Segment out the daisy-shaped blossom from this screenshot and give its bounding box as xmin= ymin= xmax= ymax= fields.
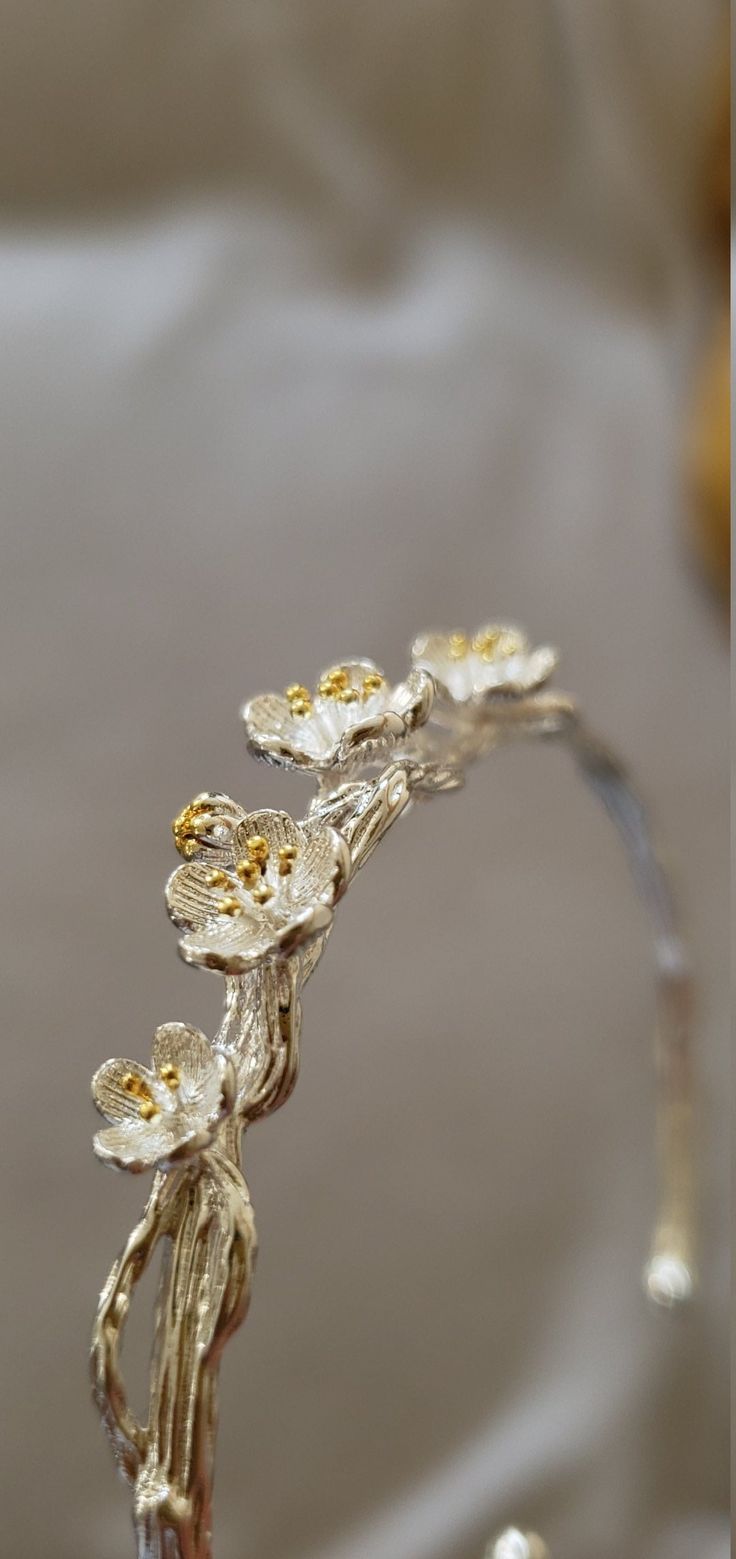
xmin=166 ymin=807 xmax=350 ymax=974
xmin=243 ymin=659 xmax=434 ymax=774
xmin=92 ymin=1023 xmax=236 ymax=1173
xmin=411 ymin=624 xmax=557 ymax=704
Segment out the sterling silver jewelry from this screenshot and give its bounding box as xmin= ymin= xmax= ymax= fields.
xmin=90 ymin=625 xmax=696 ymax=1559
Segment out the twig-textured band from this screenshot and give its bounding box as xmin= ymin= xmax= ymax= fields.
xmin=90 ymin=625 xmax=695 ymax=1559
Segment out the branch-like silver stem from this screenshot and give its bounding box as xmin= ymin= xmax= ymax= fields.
xmin=133 ymin=1149 xmax=256 ymax=1559
xmin=92 ymin=645 xmax=697 ymax=1559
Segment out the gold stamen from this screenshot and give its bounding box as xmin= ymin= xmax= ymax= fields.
xmin=278 ymin=844 xmax=297 ymax=877
xmin=339 ymin=686 xmax=359 ymax=704
xmin=246 ymin=835 xmax=270 ymax=863
xmin=251 ymin=883 xmax=274 ymax=906
xmin=218 ymin=896 xmax=243 ymax=917
xmin=362 ymin=672 xmax=384 ymax=696
xmin=139 ymin=1099 xmax=160 ymax=1122
xmin=472 ymin=628 xmax=502 ymax=660
xmin=235 ymin=858 xmax=261 ymax=887
xmin=448 ymin=632 xmax=469 ymax=660
xmin=285 ymin=684 xmax=311 ymax=702
xmin=171 ymin=810 xmax=199 ymax=859
xmin=206 ymin=869 xmax=231 ymax=888
xmin=171 ymin=798 xmax=215 ymax=859
xmin=122 ymin=1072 xmax=152 ymax=1101
xmin=290 ymin=697 xmax=312 ymax=717
xmin=317 ymin=680 xmax=339 ymax=699
xmin=497 ymin=629 xmax=523 ymax=657
xmin=159 ymin=1064 xmax=181 ymax=1090
xmin=325 ymin=666 xmax=349 ymax=690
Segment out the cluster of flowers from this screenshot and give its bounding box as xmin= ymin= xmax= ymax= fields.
xmin=92 ymin=625 xmax=556 ymax=1173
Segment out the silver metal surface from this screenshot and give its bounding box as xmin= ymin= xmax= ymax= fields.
xmin=487 ymin=1530 xmax=550 ymax=1559
xmin=90 ymin=628 xmax=696 ymax=1557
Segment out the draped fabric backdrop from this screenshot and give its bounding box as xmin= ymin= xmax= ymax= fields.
xmin=0 ymin=5 xmax=728 ymax=1558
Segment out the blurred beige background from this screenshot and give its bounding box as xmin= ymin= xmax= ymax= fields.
xmin=0 ymin=5 xmax=728 ymax=1559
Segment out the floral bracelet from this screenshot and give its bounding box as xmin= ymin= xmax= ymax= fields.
xmin=90 ymin=623 xmax=695 ymax=1559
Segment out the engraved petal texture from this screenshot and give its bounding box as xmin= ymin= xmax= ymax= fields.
xmin=92 ymin=1058 xmax=158 ymax=1124
xmin=165 ymin=862 xmax=243 ymax=932
xmin=288 ymin=823 xmax=350 ymax=909
xmin=94 ymin=1121 xmax=182 ymax=1173
xmin=232 ymin=810 xmax=300 ymax=859
xmin=151 ymin=1022 xmax=227 ymax=1119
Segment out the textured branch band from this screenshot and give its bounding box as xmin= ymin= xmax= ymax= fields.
xmin=90 ymin=624 xmax=696 ymax=1559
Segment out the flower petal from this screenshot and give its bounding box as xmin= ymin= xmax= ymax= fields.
xmin=93 ymin=1120 xmax=176 ymax=1172
xmin=151 ymin=1022 xmax=214 ymax=1090
xmin=291 ymin=823 xmax=351 ymax=910
xmin=233 ymin=810 xmax=301 ymax=861
xmin=411 ymin=630 xmax=475 ymax=701
xmin=166 ymin=861 xmax=251 ymax=933
xmin=243 ymin=693 xmax=316 ymax=770
xmin=271 ymin=902 xmax=336 ymax=959
xmin=412 ymin=626 xmax=557 ymax=702
xmin=179 ymin=902 xmax=334 ymax=974
xmin=391 ymin=667 xmax=435 ymax=728
xmin=245 ymin=662 xmax=405 ymax=773
xmin=93 ymin=1117 xmax=215 ymax=1174
xmin=515 ymin=644 xmax=558 ymax=690
xmin=334 ymin=708 xmax=406 ymax=767
xmin=91 ymin=1058 xmax=157 ymax=1124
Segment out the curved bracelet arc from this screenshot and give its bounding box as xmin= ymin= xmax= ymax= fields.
xmin=90 ymin=627 xmax=696 ymax=1559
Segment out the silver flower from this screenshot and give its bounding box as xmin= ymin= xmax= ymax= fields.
xmin=92 ymin=1022 xmax=236 ymax=1173
xmin=243 ymin=659 xmax=434 ymax=774
xmin=166 ymin=807 xmax=350 ymax=973
xmin=412 ymin=624 xmax=557 ymax=703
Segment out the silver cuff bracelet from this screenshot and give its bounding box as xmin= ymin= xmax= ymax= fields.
xmin=90 ymin=624 xmax=696 ymax=1559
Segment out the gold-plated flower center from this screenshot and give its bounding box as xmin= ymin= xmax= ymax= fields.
xmin=472 ymin=627 xmax=502 ymax=659
xmin=235 ymin=859 xmax=260 ymax=887
xmin=122 ymin=1071 xmax=150 ymax=1099
xmin=361 ymin=671 xmax=384 ymax=696
xmin=171 ymin=794 xmax=240 ymax=858
xmin=289 ymin=665 xmax=386 ymax=710
xmin=172 ymin=800 xmax=213 ymax=859
xmin=212 ymin=832 xmax=296 ymax=913
xmin=324 ymin=666 xmax=349 ymax=690
xmin=246 ymin=835 xmax=269 ymax=866
xmin=122 ymin=1071 xmax=161 ymax=1121
xmin=159 ymin=1064 xmax=181 ymax=1091
xmin=469 ymin=625 xmax=525 ymax=660
xmin=285 ymin=683 xmax=314 ymax=718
